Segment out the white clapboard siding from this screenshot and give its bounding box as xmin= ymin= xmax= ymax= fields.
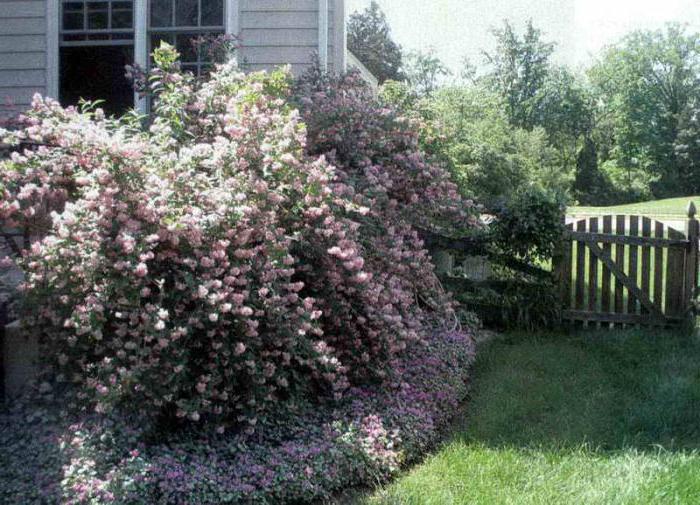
xmin=0 ymin=0 xmax=46 ymax=117
xmin=239 ymin=0 xmax=341 ymax=75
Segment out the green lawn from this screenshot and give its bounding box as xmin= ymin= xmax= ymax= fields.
xmin=570 ymin=196 xmax=700 ymax=219
xmin=359 ymin=330 xmax=700 ymax=504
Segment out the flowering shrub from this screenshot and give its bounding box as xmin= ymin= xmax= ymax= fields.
xmin=0 ymin=45 xmax=479 ymax=427
xmin=0 ymin=330 xmax=475 ymax=504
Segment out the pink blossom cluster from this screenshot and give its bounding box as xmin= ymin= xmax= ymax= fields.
xmin=0 ymin=45 xmax=479 ymax=427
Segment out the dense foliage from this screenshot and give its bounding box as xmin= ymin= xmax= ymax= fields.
xmin=0 ymin=45 xmax=478 ymax=430
xmin=384 ymin=21 xmax=699 ymax=208
xmin=0 ymin=330 xmax=475 ymax=503
xmin=589 ymin=24 xmax=700 ymax=200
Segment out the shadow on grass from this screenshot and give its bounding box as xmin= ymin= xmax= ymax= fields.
xmin=457 ymin=329 xmax=700 ymax=453
xmin=360 ymin=329 xmax=700 ymax=504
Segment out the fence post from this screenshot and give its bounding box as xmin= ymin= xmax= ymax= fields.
xmin=553 ymin=211 xmax=570 ymax=319
xmin=684 ymin=202 xmax=699 ymax=329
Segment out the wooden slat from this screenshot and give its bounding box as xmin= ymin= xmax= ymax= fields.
xmin=584 ymin=239 xmax=665 ymax=320
xmin=640 ymin=217 xmax=652 ymax=314
xmin=556 ymin=222 xmax=574 ymax=310
xmin=601 ymin=216 xmax=612 ymax=317
xmin=654 ymin=222 xmax=665 ymax=311
xmin=588 ymin=218 xmax=599 ymax=318
xmin=563 ymin=310 xmax=680 ymax=325
xmin=665 ymin=227 xmax=685 ymax=317
xmin=564 ymin=231 xmax=688 ymax=248
xmin=685 ymin=209 xmax=699 ymax=317
xmin=575 ymin=219 xmax=586 ymax=311
xmin=628 ymin=216 xmax=639 ymax=315
xmin=614 ymin=215 xmax=625 ymax=316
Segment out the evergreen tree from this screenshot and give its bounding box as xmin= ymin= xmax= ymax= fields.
xmin=347 ymin=1 xmax=404 ymax=83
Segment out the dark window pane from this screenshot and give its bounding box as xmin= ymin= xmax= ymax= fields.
xmin=150 ymin=0 xmax=172 ymax=27
xmin=63 ymin=12 xmax=84 ymax=30
xmin=60 ymin=45 xmax=135 ymax=116
xmin=112 ymin=10 xmax=133 ymax=28
xmin=64 ymin=2 xmax=84 ymax=12
xmin=113 ymin=33 xmax=134 ymax=40
xmin=87 ymin=10 xmax=109 ymax=29
xmin=175 ymin=0 xmax=198 ymax=26
xmin=201 ymin=0 xmax=223 ymax=26
xmin=113 ymin=1 xmax=132 ymax=9
xmin=176 ymin=33 xmax=197 ymax=63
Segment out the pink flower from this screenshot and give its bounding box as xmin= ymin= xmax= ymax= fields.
xmin=134 ymin=263 xmax=148 ymax=277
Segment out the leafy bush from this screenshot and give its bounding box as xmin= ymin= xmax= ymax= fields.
xmin=490 ymin=186 xmax=566 ymax=264
xmin=0 ymin=46 xmax=478 ymax=429
xmin=389 ymin=85 xmax=572 ymax=208
xmin=0 ymin=329 xmax=475 ymax=504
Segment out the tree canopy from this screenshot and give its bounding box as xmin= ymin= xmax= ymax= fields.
xmin=347 ymin=1 xmax=404 ymax=83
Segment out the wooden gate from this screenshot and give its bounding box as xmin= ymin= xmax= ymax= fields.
xmin=555 ymin=203 xmax=699 ymax=327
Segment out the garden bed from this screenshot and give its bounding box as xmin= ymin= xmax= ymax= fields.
xmin=0 ymin=329 xmax=475 ymax=504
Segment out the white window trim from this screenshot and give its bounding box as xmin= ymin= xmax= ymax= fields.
xmin=318 ymin=0 xmax=328 ymax=70
xmin=46 ymin=0 xmax=60 ymax=99
xmin=47 ymin=0 xmax=239 ymax=114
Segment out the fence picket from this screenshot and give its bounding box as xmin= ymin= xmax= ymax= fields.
xmin=558 ymin=222 xmax=574 ymax=312
xmin=628 ymin=216 xmax=639 ymax=317
xmin=575 ymin=220 xmax=586 ymax=313
xmin=640 ymin=218 xmax=652 ymax=315
xmin=654 ymin=222 xmax=665 ymax=312
xmin=588 ymin=218 xmax=599 ymax=328
xmin=685 ymin=204 xmax=699 ymax=314
xmin=614 ymin=216 xmax=626 ymax=324
xmin=601 ymin=216 xmax=612 ymax=321
xmin=665 ymin=227 xmax=685 ymax=317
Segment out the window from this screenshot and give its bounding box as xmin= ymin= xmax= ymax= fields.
xmin=59 ymin=0 xmax=135 ymax=115
xmin=55 ymin=0 xmax=231 ymax=114
xmin=149 ymin=0 xmax=224 ymax=77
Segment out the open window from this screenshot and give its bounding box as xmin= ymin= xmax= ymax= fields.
xmin=59 ymin=0 xmax=135 ymax=116
xmin=149 ymin=0 xmax=224 ymax=77
xmin=57 ymin=0 xmax=228 ymax=115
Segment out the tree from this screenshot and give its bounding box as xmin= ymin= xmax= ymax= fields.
xmin=403 ymin=49 xmax=451 ymax=96
xmin=347 ymin=1 xmax=404 ymax=83
xmin=573 ymin=137 xmax=615 ymax=205
xmin=675 ymin=98 xmax=700 ymax=193
xmin=589 ymin=24 xmax=700 ymax=198
xmin=417 ymin=85 xmax=569 ymax=207
xmin=484 ymin=20 xmax=555 ymax=130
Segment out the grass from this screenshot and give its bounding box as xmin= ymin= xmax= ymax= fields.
xmin=358 ymin=330 xmax=700 ymax=504
xmin=569 ymin=196 xmax=700 ymax=219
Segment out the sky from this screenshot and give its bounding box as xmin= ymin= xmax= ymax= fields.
xmin=346 ymin=0 xmax=700 ymax=75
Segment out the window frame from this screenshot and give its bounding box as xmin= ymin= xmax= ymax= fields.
xmin=47 ymin=0 xmax=239 ymax=113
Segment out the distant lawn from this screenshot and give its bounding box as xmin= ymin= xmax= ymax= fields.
xmin=359 ymin=330 xmax=700 ymax=505
xmin=570 ymin=196 xmax=700 ymax=219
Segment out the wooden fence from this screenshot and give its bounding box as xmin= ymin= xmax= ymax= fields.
xmin=555 ymin=203 xmax=699 ymax=328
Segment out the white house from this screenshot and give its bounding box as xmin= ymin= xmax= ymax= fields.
xmin=0 ymin=0 xmax=349 ymax=117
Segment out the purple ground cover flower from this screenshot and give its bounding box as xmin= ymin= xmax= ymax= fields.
xmin=0 ymin=329 xmax=475 ymax=504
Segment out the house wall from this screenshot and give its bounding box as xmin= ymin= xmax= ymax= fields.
xmin=239 ymin=0 xmax=343 ymax=75
xmin=0 ymin=0 xmax=47 ymax=117
xmin=0 ymin=0 xmax=346 ymax=118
